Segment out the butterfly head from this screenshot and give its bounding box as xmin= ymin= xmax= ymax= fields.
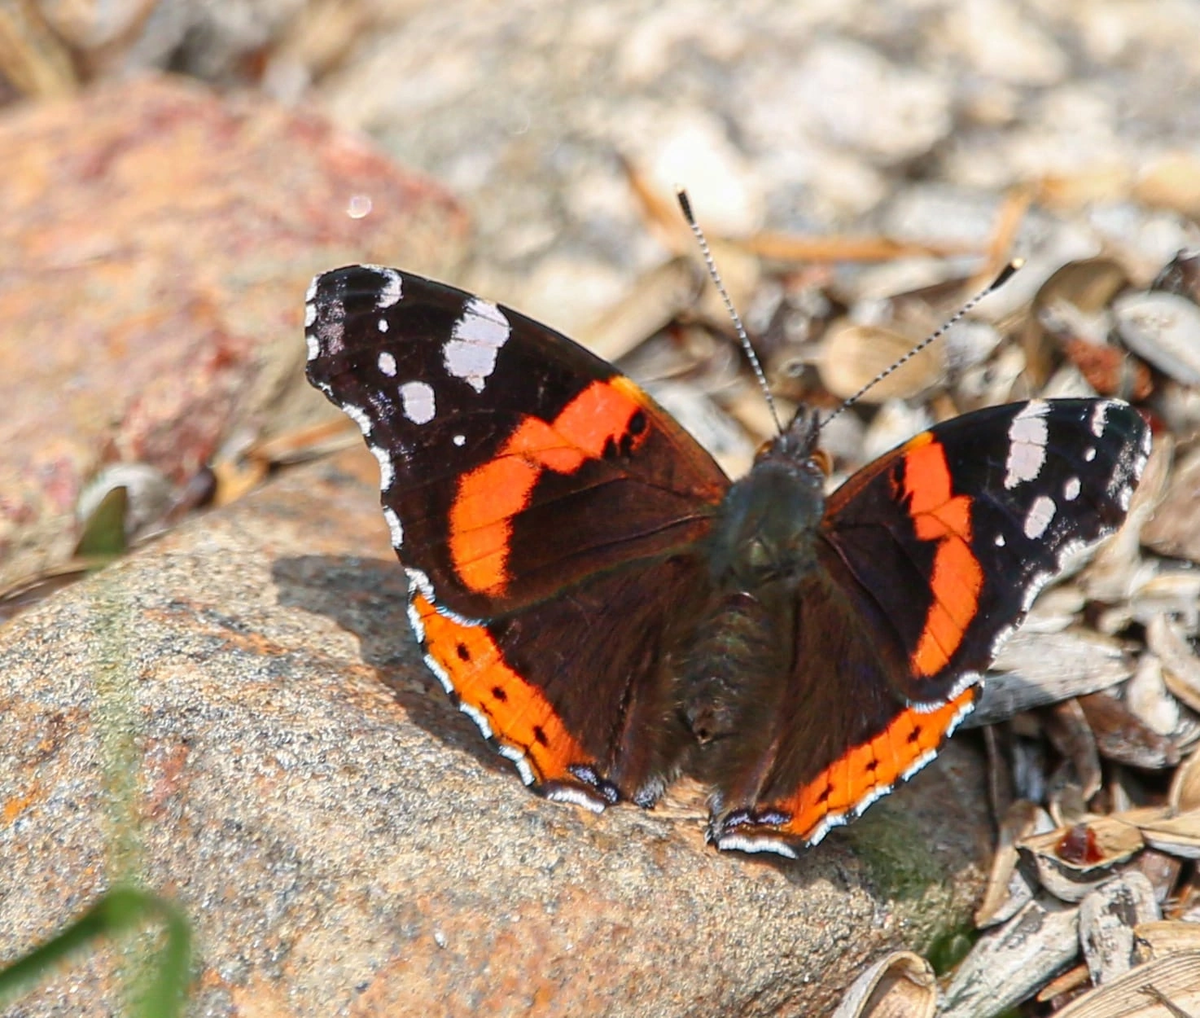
xmin=708 ymin=408 xmax=826 ymax=592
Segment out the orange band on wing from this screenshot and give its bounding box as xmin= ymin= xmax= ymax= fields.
xmin=777 ymin=687 xmax=976 ymax=843
xmin=449 ymin=378 xmax=650 ymax=595
xmin=900 ymin=434 xmax=984 ymax=677
xmin=411 ymin=592 xmax=593 ymax=785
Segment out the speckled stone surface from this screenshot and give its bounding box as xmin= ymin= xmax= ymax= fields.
xmin=0 ymin=446 xmax=989 ymax=1016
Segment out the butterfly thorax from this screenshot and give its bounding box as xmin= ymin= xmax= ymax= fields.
xmin=705 ymin=419 xmax=826 ymax=593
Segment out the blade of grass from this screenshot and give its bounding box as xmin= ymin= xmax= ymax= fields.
xmin=0 ymin=886 xmax=191 ymax=1017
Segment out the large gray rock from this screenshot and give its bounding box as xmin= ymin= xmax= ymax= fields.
xmin=0 ymin=445 xmax=989 ymax=1016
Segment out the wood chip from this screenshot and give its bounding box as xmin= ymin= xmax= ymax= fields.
xmin=815 ymin=321 xmax=943 ymax=402
xmin=576 ymin=256 xmax=704 ymax=363
xmin=1114 ymin=290 xmax=1200 ymax=386
xmin=1135 ymin=920 xmax=1200 ymax=962
xmin=1019 ymin=816 xmax=1144 ymax=903
xmin=941 ymin=897 xmax=1080 ymax=1018
xmin=1044 ymin=698 xmax=1103 ymax=800
xmin=1149 ymin=616 xmax=1200 ymax=715
xmin=831 ymin=951 xmax=936 ymax=1018
xmin=1079 ymin=871 xmax=1160 ymax=985
xmin=968 ymin=629 xmax=1131 ymax=728
xmin=1142 ymin=446 xmax=1200 ymax=566
xmin=1050 ymin=951 xmax=1200 ymax=1017
xmin=1078 ymin=692 xmax=1180 ymax=771
xmin=975 ymin=800 xmax=1054 ymax=928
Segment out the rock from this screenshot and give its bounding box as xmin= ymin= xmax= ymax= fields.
xmin=783 ymin=39 xmax=952 ymax=166
xmin=0 ymin=76 xmax=468 ymax=592
xmin=0 ymin=448 xmax=991 ymax=1016
xmin=939 ymin=0 xmax=1068 ymax=87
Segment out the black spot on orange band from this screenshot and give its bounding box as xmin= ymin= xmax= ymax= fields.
xmin=410 ymin=592 xmax=594 ymax=784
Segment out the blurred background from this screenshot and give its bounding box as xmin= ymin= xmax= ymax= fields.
xmin=5 ymin=0 xmax=1200 ymax=327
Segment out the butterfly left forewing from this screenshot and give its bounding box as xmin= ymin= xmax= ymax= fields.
xmin=306 ymin=266 xmax=729 ymax=618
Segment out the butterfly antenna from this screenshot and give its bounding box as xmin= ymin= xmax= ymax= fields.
xmin=677 ymin=188 xmax=783 ymax=435
xmin=820 ymin=258 xmax=1024 ymax=429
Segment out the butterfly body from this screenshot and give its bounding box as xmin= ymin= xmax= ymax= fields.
xmin=305 ymin=265 xmax=1150 ymax=857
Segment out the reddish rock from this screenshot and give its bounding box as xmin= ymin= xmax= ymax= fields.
xmin=0 ymin=76 xmax=468 ymax=589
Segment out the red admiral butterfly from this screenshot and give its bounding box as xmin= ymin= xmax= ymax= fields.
xmin=304 ymin=264 xmax=1150 ymax=856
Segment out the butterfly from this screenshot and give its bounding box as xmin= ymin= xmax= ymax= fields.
xmin=304 ymin=264 xmax=1150 ymax=856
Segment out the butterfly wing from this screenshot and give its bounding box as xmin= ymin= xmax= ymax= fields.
xmin=305 ymin=265 xmax=729 ymax=805
xmin=710 ymin=399 xmax=1150 ymax=854
xmin=823 ymin=399 xmax=1149 ymax=703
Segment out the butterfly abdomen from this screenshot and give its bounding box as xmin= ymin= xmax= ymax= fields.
xmin=674 ymin=589 xmax=796 ymax=781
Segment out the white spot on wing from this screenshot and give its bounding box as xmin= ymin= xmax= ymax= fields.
xmin=853 ymin=786 xmax=886 ymax=816
xmin=1024 ymin=494 xmax=1057 ymax=539
xmin=306 ymin=333 xmax=319 ymax=360
xmin=304 ymin=301 xmax=316 ymax=328
xmin=314 ymin=291 xmax=346 ymax=355
xmin=406 ymin=600 xmax=425 ymax=643
xmin=373 ymin=267 xmax=403 ymax=308
xmin=1090 ymin=401 xmax=1109 ymax=438
xmin=994 ymin=534 xmax=1006 ymax=547
xmin=946 ymin=691 xmax=977 ymax=732
xmin=1064 ymin=476 xmax=1081 ymax=501
xmin=382 ymin=507 xmax=404 ymax=548
xmin=371 ymin=444 xmax=394 ymax=490
xmin=1084 ymin=447 xmax=1097 ymax=462
xmin=805 ymin=813 xmax=844 ymax=847
xmin=545 ymin=784 xmax=606 ymax=812
xmin=444 ymin=298 xmax=510 ymax=393
xmin=378 ymin=317 xmax=389 ymax=333
xmin=427 ymin=658 xmax=454 ymax=695
xmin=343 ymin=402 xmax=372 ymax=436
xmin=378 ymin=351 xmax=397 ymax=376
xmin=1004 ymin=401 xmax=1049 ymax=489
xmin=717 ymin=834 xmax=798 ymax=858
xmin=399 ymin=380 xmax=436 ymax=425
xmin=405 ymin=568 xmax=433 ymax=642
xmin=405 ymin=567 xmax=477 ymax=628
xmin=498 ymin=743 xmax=537 ymax=786
xmin=910 ymin=672 xmax=979 ymax=711
xmin=453 ymin=434 xmax=466 ymax=447
xmin=901 ymin=748 xmax=937 ymax=781
xmin=459 ymin=702 xmax=493 ymax=739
